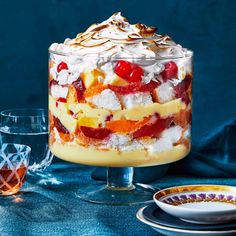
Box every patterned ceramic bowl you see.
[154,185,236,224]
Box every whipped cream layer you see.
[49,12,191,59]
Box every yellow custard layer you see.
[50,142,189,167]
[49,95,185,123]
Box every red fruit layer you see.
[57,61,68,73]
[108,80,159,95]
[174,75,192,104]
[73,80,85,102]
[53,116,69,134]
[139,80,160,92]
[80,126,111,140]
[161,61,178,81]
[114,60,143,82]
[132,115,172,138]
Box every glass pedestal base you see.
[77,167,158,205]
[77,183,156,205]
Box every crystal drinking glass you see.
[0,109,53,175]
[49,50,193,205]
[0,143,30,195]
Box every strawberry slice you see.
[53,116,69,134]
[139,80,160,92]
[161,61,178,81]
[132,116,172,138]
[174,75,192,104]
[175,75,192,97]
[80,126,111,139]
[108,81,159,95]
[73,80,85,101]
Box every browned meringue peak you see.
[50,12,190,58]
[67,12,159,46]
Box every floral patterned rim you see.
[162,193,236,206]
[154,185,236,206]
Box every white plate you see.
[153,184,236,224]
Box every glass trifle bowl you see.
[48,13,193,205]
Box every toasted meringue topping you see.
[49,12,191,58]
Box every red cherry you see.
[80,126,111,140]
[129,66,143,82]
[161,61,178,81]
[132,116,172,138]
[114,60,132,79]
[114,60,144,82]
[57,62,68,73]
[53,116,69,134]
[73,80,85,101]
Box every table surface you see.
[1,162,235,236]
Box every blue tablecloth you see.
[1,162,236,236]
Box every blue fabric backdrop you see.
[0,1,236,235]
[0,0,235,143]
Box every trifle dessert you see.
[49,12,193,168]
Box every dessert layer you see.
[50,141,189,167]
[49,95,186,126]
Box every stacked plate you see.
[137,185,236,236]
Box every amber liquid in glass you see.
[0,164,27,195]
